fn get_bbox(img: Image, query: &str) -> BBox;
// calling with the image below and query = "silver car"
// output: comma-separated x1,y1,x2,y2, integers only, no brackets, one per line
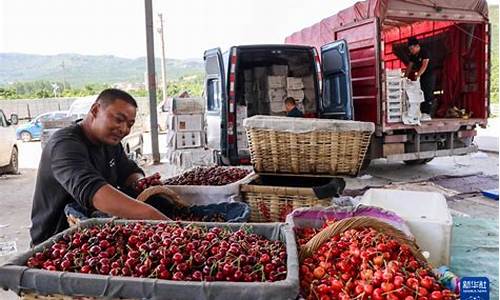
0,109,19,174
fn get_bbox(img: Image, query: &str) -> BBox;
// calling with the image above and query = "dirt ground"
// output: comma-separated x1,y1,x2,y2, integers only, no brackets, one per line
0,138,498,299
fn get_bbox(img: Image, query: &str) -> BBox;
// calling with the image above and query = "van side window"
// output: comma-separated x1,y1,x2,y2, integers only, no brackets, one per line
207,79,221,112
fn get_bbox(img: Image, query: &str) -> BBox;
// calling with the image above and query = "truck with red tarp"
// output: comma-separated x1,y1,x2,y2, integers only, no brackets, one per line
285,0,491,164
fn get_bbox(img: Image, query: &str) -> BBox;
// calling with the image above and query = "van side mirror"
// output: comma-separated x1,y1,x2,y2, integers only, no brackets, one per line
9,114,18,125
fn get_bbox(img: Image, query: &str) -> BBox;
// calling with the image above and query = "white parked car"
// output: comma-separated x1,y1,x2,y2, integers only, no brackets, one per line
0,109,19,174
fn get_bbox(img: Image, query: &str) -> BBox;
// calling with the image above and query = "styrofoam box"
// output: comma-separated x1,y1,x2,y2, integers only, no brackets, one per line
165,97,205,115
267,76,286,88
287,89,305,100
287,77,304,89
360,189,452,266
168,114,204,132
175,131,204,149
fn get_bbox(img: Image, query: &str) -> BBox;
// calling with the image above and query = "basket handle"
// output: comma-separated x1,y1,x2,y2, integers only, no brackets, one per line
137,186,189,208
299,216,427,264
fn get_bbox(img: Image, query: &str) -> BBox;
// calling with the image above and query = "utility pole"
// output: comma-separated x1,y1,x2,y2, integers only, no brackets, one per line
145,0,161,164
61,61,66,91
157,13,168,103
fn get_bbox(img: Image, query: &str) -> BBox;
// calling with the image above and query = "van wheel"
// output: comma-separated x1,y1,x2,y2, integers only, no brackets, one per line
5,147,19,174
21,131,32,142
403,158,434,165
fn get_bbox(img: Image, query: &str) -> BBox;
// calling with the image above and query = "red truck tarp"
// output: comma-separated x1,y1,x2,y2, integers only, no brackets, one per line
285,0,488,52
285,0,489,120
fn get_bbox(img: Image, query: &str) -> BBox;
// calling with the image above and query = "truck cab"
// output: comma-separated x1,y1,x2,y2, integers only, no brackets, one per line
204,42,353,165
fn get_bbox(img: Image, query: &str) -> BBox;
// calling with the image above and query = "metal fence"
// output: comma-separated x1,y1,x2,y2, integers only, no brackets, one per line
0,97,152,121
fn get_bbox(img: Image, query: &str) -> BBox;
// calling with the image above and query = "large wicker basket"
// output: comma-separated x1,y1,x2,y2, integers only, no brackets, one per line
299,216,427,264
243,116,374,176
240,174,334,222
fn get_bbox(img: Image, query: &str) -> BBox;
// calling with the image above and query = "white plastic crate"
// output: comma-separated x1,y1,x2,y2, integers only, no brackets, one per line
167,114,204,132
386,69,402,78
388,101,402,109
360,189,452,267
387,115,402,123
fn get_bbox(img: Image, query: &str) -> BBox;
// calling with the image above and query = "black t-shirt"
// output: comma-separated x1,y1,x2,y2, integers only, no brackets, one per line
30,123,143,245
409,47,432,76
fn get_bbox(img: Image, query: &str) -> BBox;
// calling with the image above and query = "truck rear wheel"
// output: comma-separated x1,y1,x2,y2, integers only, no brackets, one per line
403,158,434,165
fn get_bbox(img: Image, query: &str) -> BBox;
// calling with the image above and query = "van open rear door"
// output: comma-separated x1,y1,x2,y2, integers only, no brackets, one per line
203,48,227,161
320,40,354,120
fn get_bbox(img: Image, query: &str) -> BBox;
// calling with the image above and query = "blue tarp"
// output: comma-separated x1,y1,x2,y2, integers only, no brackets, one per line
451,216,499,299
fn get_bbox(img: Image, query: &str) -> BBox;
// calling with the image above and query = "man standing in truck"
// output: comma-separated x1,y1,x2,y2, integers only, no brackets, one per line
404,37,435,120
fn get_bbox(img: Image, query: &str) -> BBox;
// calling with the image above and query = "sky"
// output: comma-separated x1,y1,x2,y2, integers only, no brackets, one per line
0,0,498,60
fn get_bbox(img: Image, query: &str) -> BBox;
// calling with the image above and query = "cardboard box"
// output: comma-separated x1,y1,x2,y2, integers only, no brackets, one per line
302,75,315,88
253,67,267,78
270,101,284,113
287,77,304,89
165,97,204,115
168,114,204,132
268,88,287,102
267,76,286,89
287,89,304,100
175,131,204,149
244,82,254,93
244,69,253,81
270,65,288,76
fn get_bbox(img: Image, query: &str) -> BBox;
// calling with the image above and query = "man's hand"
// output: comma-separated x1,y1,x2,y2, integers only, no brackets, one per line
92,184,171,221
133,172,163,193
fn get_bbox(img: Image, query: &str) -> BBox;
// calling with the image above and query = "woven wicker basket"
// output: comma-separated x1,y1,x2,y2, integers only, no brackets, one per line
244,116,374,176
66,186,186,227
21,293,97,300
240,174,332,222
299,216,427,264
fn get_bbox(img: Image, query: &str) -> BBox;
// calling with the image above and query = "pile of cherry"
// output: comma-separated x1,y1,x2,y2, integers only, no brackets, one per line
163,166,251,186
26,222,287,282
135,172,162,192
296,221,457,300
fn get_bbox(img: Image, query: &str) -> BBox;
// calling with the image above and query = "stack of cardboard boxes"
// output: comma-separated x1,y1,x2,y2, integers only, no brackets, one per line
263,65,288,115
165,97,206,150
236,104,248,154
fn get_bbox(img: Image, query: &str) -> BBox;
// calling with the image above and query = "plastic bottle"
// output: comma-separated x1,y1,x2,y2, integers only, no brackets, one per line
435,266,460,294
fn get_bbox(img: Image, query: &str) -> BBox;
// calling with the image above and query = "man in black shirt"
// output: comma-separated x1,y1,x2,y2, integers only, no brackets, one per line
30,89,169,245
404,37,436,119
284,97,304,118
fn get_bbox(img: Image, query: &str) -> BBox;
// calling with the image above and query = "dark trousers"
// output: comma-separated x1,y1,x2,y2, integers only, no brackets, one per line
419,71,437,115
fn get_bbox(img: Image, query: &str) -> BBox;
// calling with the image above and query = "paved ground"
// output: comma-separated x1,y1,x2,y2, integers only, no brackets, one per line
0,126,498,299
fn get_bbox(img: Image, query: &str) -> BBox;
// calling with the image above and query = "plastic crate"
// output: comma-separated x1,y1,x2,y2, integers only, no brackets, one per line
0,220,299,300
360,189,452,266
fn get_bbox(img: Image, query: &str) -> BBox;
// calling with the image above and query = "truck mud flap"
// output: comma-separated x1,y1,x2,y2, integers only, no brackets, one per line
385,144,478,162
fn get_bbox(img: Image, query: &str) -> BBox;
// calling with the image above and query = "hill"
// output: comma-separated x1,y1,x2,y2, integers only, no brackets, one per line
0,53,204,87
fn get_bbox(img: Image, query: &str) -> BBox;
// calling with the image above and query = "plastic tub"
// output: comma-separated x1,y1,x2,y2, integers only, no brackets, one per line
360,188,452,266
